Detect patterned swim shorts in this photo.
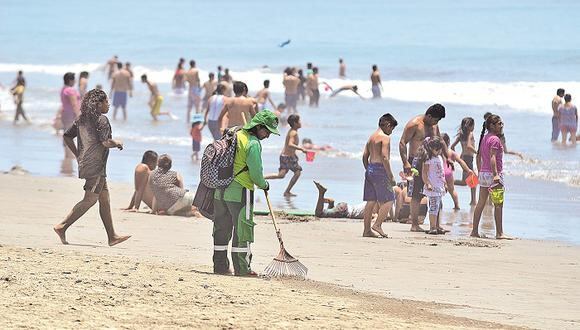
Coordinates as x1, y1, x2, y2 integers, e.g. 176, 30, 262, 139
279, 155, 302, 172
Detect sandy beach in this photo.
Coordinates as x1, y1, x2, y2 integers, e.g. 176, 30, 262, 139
1, 173, 579, 329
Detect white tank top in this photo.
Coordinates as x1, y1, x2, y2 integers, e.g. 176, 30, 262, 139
207, 95, 224, 121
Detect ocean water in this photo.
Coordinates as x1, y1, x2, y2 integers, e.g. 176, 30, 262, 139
0, 0, 579, 243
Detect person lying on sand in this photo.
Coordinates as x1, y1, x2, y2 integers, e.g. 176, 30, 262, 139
123, 150, 158, 212
314, 181, 367, 219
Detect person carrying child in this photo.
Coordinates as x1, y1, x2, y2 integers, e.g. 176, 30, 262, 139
419, 136, 449, 235
471, 114, 513, 240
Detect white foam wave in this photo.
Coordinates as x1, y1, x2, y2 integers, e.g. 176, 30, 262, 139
504, 157, 580, 188
3, 62, 579, 115
0, 62, 104, 75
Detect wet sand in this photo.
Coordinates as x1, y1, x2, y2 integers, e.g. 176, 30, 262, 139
1, 173, 579, 329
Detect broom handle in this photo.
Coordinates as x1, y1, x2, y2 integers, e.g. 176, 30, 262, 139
264, 191, 283, 242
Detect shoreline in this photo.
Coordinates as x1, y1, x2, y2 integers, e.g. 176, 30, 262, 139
1, 173, 579, 329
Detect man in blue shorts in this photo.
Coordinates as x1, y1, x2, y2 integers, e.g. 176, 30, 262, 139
362, 113, 398, 238
110, 62, 133, 120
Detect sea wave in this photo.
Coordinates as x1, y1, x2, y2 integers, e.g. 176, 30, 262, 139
504, 157, 580, 188
2, 62, 580, 115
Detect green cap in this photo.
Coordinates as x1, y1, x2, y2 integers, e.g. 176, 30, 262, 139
243, 110, 280, 135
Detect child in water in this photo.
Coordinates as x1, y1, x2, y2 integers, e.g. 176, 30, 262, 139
419, 136, 448, 235
443, 133, 475, 210
450, 117, 477, 205
190, 114, 203, 161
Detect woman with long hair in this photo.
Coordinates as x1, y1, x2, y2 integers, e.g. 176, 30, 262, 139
471, 114, 513, 239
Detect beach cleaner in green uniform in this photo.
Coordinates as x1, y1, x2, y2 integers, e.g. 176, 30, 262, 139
212, 111, 279, 276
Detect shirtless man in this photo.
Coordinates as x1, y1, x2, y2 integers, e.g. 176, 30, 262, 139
551, 88, 565, 142
399, 104, 446, 232
221, 68, 233, 97
265, 114, 306, 196
283, 68, 301, 114
255, 80, 276, 111
141, 74, 173, 121
78, 71, 89, 99
371, 65, 383, 99
186, 60, 202, 119
110, 62, 133, 120
124, 150, 158, 211
339, 58, 346, 78
125, 62, 134, 78
362, 113, 398, 238
218, 81, 257, 129
106, 55, 118, 80
306, 67, 320, 107
202, 72, 218, 109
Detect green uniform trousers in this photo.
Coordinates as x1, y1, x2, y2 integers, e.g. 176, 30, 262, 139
212, 186, 255, 275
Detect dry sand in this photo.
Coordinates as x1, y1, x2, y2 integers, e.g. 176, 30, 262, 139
1, 173, 579, 329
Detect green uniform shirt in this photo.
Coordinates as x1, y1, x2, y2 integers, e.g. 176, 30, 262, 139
217, 129, 268, 203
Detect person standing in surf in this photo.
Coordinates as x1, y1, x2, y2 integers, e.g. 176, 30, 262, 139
362, 113, 398, 238
450, 117, 478, 205
370, 65, 383, 99
172, 58, 186, 94
399, 104, 446, 232
471, 114, 513, 240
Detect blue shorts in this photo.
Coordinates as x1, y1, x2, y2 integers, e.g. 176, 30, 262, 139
363, 163, 395, 203
188, 87, 202, 107
192, 140, 200, 152
113, 91, 127, 107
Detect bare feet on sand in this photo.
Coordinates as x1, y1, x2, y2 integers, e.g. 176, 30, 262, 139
108, 235, 131, 247
313, 180, 327, 194
470, 232, 480, 238
371, 225, 389, 238
410, 225, 425, 232
53, 225, 68, 245
362, 230, 380, 238
496, 234, 515, 240
283, 191, 297, 197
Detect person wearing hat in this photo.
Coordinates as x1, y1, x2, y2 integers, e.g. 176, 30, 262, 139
212, 110, 279, 276
190, 113, 204, 161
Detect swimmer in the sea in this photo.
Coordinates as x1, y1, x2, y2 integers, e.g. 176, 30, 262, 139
302, 138, 333, 151
328, 84, 365, 99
